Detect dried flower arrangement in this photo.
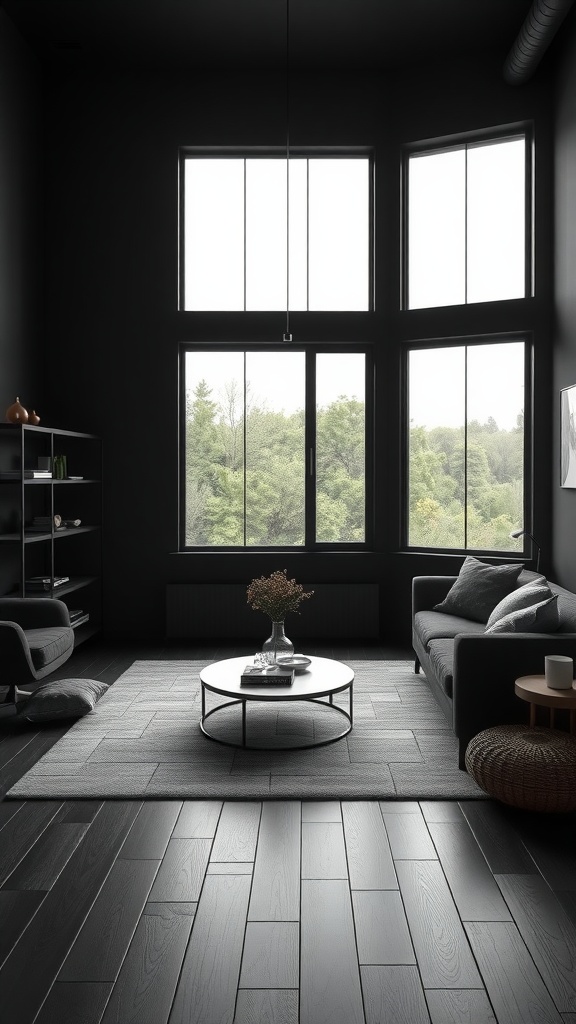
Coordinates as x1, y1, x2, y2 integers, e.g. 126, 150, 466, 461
246, 569, 313, 621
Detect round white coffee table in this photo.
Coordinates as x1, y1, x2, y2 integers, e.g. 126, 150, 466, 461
200, 655, 354, 750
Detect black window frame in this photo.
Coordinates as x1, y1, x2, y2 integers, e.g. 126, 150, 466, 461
179, 343, 374, 552
401, 122, 534, 311
178, 147, 376, 314
401, 332, 533, 557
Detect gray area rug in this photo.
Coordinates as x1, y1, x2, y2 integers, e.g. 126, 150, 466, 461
7, 659, 485, 800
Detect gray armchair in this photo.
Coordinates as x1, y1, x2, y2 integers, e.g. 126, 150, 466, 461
0, 598, 75, 706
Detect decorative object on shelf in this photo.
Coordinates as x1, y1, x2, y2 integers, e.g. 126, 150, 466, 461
38, 457, 51, 471
28, 410, 41, 425
560, 383, 576, 488
52, 454, 67, 479
5, 397, 28, 423
246, 569, 313, 663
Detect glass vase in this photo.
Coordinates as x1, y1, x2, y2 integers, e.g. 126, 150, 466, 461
262, 621, 294, 663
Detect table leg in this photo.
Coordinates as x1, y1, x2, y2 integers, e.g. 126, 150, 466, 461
242, 700, 247, 748
349, 680, 354, 726
571, 709, 575, 734
201, 683, 206, 723
529, 703, 536, 728
550, 708, 556, 730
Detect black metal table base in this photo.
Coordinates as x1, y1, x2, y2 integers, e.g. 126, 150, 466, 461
200, 684, 353, 750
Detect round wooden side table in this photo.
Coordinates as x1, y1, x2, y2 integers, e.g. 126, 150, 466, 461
515, 674, 576, 733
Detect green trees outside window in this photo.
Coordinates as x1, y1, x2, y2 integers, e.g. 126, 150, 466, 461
183, 350, 367, 548
407, 341, 526, 552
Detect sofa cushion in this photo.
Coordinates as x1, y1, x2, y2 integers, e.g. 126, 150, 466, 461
552, 585, 576, 633
427, 639, 455, 698
19, 677, 109, 722
486, 581, 554, 629
24, 626, 75, 670
433, 556, 523, 623
484, 595, 559, 634
414, 611, 485, 649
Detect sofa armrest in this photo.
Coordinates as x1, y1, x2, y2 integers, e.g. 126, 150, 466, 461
452, 632, 576, 745
412, 576, 457, 616
0, 598, 71, 629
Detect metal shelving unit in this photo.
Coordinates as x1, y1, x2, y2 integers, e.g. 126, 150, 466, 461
0, 424, 103, 645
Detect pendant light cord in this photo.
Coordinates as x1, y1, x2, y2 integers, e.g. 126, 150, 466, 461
284, 0, 292, 342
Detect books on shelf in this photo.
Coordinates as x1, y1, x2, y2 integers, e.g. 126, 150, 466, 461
240, 664, 295, 687
25, 576, 70, 591
0, 470, 52, 479
69, 609, 89, 628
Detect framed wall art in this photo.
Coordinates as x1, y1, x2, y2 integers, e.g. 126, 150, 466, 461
560, 383, 576, 487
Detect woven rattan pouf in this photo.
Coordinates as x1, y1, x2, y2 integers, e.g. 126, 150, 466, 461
465, 725, 576, 813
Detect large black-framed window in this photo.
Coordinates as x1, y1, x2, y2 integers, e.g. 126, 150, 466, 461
403, 335, 532, 555
179, 345, 373, 550
402, 124, 533, 310
178, 149, 374, 313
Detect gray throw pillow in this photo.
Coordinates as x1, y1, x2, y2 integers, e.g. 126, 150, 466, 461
484, 595, 559, 634
485, 580, 553, 629
433, 556, 523, 623
19, 677, 109, 722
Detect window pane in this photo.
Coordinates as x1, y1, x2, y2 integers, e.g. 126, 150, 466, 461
466, 342, 525, 550
184, 351, 245, 545
245, 352, 305, 545
408, 348, 465, 548
408, 149, 465, 310
467, 138, 526, 303
246, 159, 287, 312
408, 343, 525, 552
309, 159, 369, 311
288, 159, 308, 312
184, 160, 244, 311
316, 353, 366, 541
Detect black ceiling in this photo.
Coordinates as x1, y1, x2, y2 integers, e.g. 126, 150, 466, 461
1, 0, 535, 72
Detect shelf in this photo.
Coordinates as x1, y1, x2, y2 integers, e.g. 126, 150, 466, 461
19, 576, 98, 599
0, 526, 99, 543
0, 424, 99, 440
1, 424, 102, 641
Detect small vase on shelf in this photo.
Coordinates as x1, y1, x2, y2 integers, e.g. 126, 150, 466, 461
262, 621, 294, 664
5, 397, 28, 423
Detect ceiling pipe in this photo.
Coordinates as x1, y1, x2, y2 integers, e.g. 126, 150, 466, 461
503, 0, 575, 83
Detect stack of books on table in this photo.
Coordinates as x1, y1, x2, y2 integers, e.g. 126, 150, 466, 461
0, 469, 52, 480
240, 664, 295, 687
25, 576, 70, 591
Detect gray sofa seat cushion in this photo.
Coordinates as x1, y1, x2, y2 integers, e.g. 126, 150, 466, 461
427, 639, 455, 698
433, 556, 523, 623
414, 611, 485, 649
25, 626, 75, 670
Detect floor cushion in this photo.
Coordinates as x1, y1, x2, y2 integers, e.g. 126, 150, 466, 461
19, 677, 109, 722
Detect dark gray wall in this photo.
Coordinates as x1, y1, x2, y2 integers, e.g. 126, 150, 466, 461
553, 11, 576, 591
0, 11, 43, 410
6, 44, 554, 641
0, 12, 43, 595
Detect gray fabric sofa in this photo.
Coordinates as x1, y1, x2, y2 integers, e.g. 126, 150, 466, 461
412, 570, 576, 768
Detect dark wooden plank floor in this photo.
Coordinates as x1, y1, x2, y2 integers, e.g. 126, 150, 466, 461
1, 638, 576, 1024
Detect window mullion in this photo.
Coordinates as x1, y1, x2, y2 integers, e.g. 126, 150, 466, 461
305, 349, 316, 546
463, 346, 468, 551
